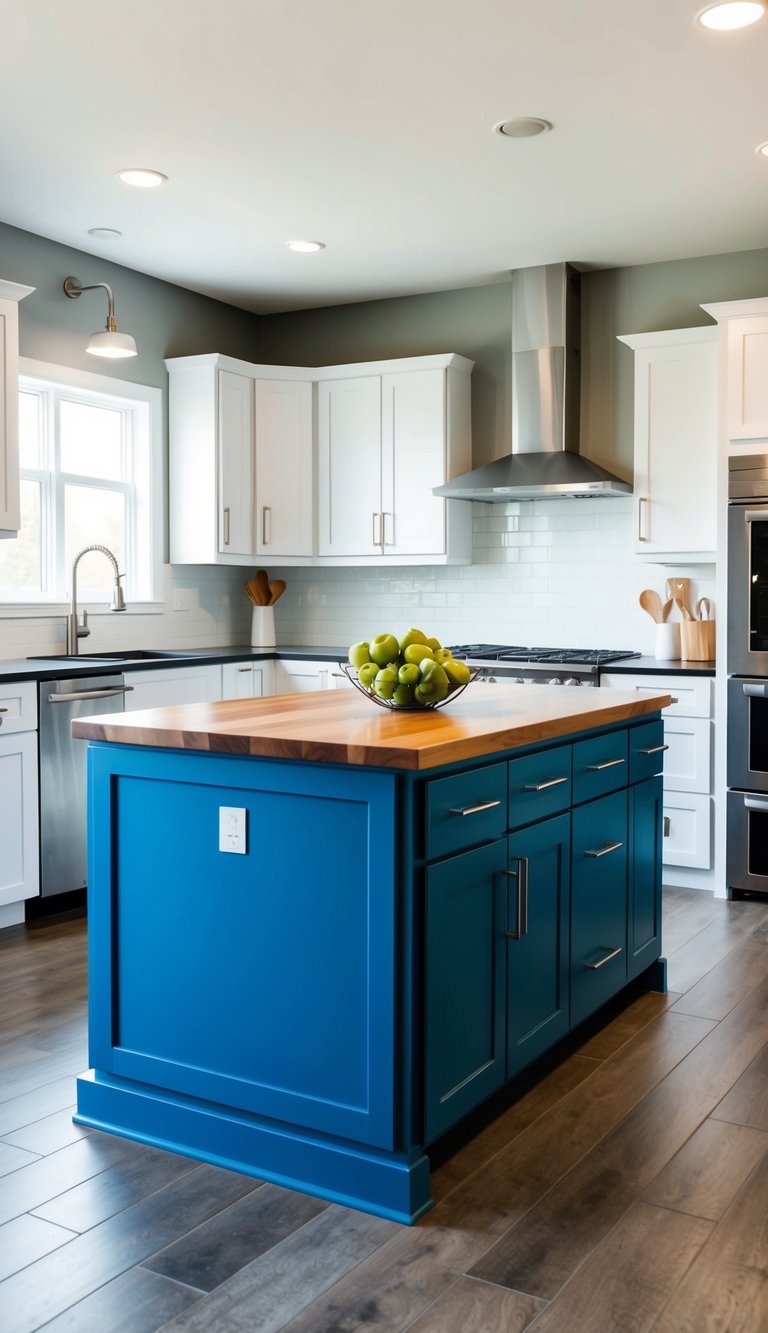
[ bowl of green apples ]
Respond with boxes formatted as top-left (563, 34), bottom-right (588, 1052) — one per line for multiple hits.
top-left (341, 628), bottom-right (475, 710)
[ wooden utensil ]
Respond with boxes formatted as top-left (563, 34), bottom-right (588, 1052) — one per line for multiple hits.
top-left (674, 597), bottom-right (694, 621)
top-left (695, 597), bottom-right (712, 620)
top-left (661, 598), bottom-right (674, 622)
top-left (666, 578), bottom-right (692, 618)
top-left (639, 589), bottom-right (663, 623)
top-left (268, 579), bottom-right (286, 606)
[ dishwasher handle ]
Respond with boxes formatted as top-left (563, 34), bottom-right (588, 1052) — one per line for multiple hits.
top-left (48, 685), bottom-right (134, 703)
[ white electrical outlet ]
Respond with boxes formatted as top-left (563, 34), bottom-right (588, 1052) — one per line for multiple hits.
top-left (219, 806), bottom-right (247, 854)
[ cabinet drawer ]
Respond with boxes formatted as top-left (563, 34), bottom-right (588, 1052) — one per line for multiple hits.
top-left (629, 720), bottom-right (667, 784)
top-left (426, 763), bottom-right (507, 861)
top-left (507, 745), bottom-right (572, 830)
top-left (663, 793), bottom-right (711, 869)
top-left (0, 681), bottom-right (37, 734)
top-left (572, 730), bottom-right (628, 805)
top-left (571, 790), bottom-right (628, 1025)
top-left (662, 717), bottom-right (711, 794)
top-left (601, 673), bottom-right (711, 718)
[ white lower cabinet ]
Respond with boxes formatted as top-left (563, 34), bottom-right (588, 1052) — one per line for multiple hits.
top-left (0, 681), bottom-right (39, 918)
top-left (271, 659), bottom-right (352, 694)
top-left (221, 660), bottom-right (273, 699)
top-left (602, 672), bottom-right (714, 882)
top-left (123, 664), bottom-right (223, 710)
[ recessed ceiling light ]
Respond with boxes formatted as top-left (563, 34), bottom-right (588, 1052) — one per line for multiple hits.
top-left (87, 227), bottom-right (122, 240)
top-left (493, 117), bottom-right (553, 139)
top-left (757, 141), bottom-right (768, 155)
top-left (117, 168), bottom-right (168, 188)
top-left (696, 3), bottom-right (765, 30)
top-left (286, 240), bottom-right (326, 253)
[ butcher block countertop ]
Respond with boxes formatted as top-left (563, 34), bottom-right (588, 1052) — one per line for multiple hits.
top-left (72, 682), bottom-right (672, 772)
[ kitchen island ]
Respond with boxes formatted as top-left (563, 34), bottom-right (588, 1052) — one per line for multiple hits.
top-left (73, 683), bottom-right (671, 1223)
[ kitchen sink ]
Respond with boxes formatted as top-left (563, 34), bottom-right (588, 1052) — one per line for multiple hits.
top-left (28, 649), bottom-right (210, 663)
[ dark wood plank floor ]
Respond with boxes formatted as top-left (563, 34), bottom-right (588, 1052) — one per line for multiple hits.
top-left (1, 887), bottom-right (767, 1332)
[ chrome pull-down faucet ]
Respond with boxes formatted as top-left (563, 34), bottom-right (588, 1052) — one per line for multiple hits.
top-left (67, 544), bottom-right (126, 654)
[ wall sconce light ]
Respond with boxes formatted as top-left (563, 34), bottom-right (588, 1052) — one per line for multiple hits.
top-left (63, 276), bottom-right (138, 359)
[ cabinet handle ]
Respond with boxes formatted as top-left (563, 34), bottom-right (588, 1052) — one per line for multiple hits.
top-left (586, 758), bottom-right (625, 772)
top-left (223, 506), bottom-right (231, 546)
top-left (49, 686), bottom-right (134, 703)
top-left (0, 706), bottom-right (7, 713)
top-left (502, 858), bottom-right (528, 939)
top-left (236, 666), bottom-right (251, 673)
top-left (637, 744), bottom-right (669, 756)
top-left (743, 682), bottom-right (768, 699)
top-left (372, 512), bottom-right (383, 547)
top-left (585, 945), bottom-right (623, 971)
top-left (663, 816), bottom-right (671, 837)
top-left (637, 496), bottom-right (648, 542)
top-left (448, 799), bottom-right (502, 817)
top-left (584, 840), bottom-right (624, 859)
top-left (523, 775), bottom-right (568, 792)
top-left (262, 505), bottom-right (271, 545)
top-left (382, 511), bottom-right (393, 545)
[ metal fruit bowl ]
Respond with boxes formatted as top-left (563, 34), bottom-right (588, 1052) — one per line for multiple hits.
top-left (338, 661), bottom-right (477, 711)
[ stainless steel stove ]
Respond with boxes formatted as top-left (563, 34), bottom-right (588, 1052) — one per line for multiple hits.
top-left (447, 644), bottom-right (642, 687)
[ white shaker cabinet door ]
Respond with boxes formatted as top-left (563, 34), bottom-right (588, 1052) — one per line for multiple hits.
top-left (221, 661), bottom-right (273, 699)
top-left (255, 379), bottom-right (313, 558)
top-left (0, 283), bottom-right (34, 535)
top-left (726, 315), bottom-right (768, 441)
top-left (317, 377), bottom-right (382, 556)
top-left (123, 665), bottom-right (223, 710)
top-left (218, 370), bottom-right (255, 559)
top-left (0, 730), bottom-right (39, 906)
top-left (381, 369), bottom-right (446, 557)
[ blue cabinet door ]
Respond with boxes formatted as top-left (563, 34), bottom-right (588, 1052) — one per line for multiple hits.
top-left (628, 777), bottom-right (663, 981)
top-left (571, 789), bottom-right (628, 1026)
top-left (506, 813), bottom-right (571, 1077)
top-left (424, 839), bottom-right (507, 1143)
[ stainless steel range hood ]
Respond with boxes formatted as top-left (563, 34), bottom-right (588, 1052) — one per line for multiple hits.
top-left (434, 263), bottom-right (632, 502)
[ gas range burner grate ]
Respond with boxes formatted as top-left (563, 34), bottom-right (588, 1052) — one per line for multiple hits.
top-left (448, 644), bottom-right (642, 666)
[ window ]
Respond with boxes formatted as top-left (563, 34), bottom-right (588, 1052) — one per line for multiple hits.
top-left (0, 360), bottom-right (162, 606)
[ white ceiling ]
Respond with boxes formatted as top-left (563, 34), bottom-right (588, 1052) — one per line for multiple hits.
top-left (1, 0), bottom-right (766, 314)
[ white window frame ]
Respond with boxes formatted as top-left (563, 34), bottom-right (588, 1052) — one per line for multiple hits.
top-left (0, 359), bottom-right (164, 616)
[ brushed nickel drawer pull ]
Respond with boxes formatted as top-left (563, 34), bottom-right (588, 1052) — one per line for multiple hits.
top-left (585, 840), bottom-right (624, 859)
top-left (236, 666), bottom-right (251, 673)
top-left (523, 776), bottom-right (568, 792)
top-left (262, 505), bottom-right (271, 545)
top-left (586, 757), bottom-right (625, 771)
top-left (223, 506), bottom-right (231, 545)
top-left (585, 946), bottom-right (623, 971)
top-left (637, 744), bottom-right (669, 756)
top-left (449, 799), bottom-right (502, 817)
top-left (0, 706), bottom-right (7, 712)
top-left (637, 496), bottom-right (648, 542)
top-left (502, 858), bottom-right (528, 939)
top-left (663, 816), bottom-right (671, 837)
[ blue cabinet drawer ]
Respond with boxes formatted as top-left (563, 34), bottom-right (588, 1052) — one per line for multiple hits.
top-left (573, 730), bottom-right (629, 804)
top-left (571, 789), bottom-right (628, 1025)
top-left (508, 745), bottom-right (572, 831)
top-left (426, 763), bottom-right (507, 860)
top-left (629, 720), bottom-right (667, 784)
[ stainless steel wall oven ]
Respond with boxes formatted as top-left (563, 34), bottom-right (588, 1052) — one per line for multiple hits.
top-left (727, 454), bottom-right (768, 897)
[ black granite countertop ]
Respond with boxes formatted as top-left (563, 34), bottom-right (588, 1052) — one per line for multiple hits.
top-left (601, 656), bottom-right (716, 677)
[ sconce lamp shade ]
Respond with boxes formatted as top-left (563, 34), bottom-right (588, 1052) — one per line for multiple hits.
top-left (86, 329), bottom-right (138, 358)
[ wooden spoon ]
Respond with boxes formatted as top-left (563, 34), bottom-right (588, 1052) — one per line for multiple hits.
top-left (639, 589), bottom-right (663, 623)
top-left (268, 579), bottom-right (286, 605)
top-left (255, 569), bottom-right (270, 605)
top-left (661, 598), bottom-right (674, 622)
top-left (674, 597), bottom-right (694, 621)
top-left (666, 577), bottom-right (692, 617)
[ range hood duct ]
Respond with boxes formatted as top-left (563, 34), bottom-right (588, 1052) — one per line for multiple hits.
top-left (434, 262), bottom-right (632, 502)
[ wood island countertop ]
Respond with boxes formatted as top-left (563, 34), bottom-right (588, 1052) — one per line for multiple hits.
top-left (71, 683), bottom-right (673, 771)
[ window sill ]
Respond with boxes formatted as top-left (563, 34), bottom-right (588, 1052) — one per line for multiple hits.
top-left (0, 601), bottom-right (165, 619)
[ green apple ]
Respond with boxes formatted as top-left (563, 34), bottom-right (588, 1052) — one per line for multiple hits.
top-left (348, 641), bottom-right (371, 668)
top-left (414, 682), bottom-right (436, 705)
top-left (398, 662), bottom-right (421, 687)
top-left (369, 633), bottom-right (399, 668)
top-left (358, 661), bottom-right (379, 689)
top-left (398, 627), bottom-right (429, 652)
top-left (426, 636), bottom-right (442, 652)
top-left (434, 647), bottom-right (453, 664)
top-left (404, 642), bottom-right (432, 666)
top-left (373, 665), bottom-right (399, 699)
top-left (444, 658), bottom-right (471, 688)
top-left (419, 659), bottom-right (449, 701)
top-left (393, 683), bottom-right (413, 706)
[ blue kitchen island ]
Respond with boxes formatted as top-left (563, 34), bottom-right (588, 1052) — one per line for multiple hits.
top-left (72, 682), bottom-right (670, 1223)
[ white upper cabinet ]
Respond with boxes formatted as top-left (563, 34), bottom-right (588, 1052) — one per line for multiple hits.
top-left (218, 370), bottom-right (255, 559)
top-left (381, 369), bottom-right (448, 557)
top-left (255, 379), bottom-right (313, 558)
top-left (317, 376), bottom-right (382, 556)
top-left (618, 327), bottom-right (718, 562)
top-left (0, 279), bottom-right (34, 537)
top-left (725, 315), bottom-right (768, 442)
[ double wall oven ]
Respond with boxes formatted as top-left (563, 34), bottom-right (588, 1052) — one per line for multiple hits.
top-left (727, 454), bottom-right (768, 897)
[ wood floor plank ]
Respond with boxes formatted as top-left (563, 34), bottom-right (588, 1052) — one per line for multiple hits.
top-left (141, 1183), bottom-right (326, 1293)
top-left (0, 1163), bottom-right (261, 1333)
top-left (573, 989), bottom-right (675, 1062)
top-left (660, 891), bottom-right (720, 954)
top-left (0, 1133), bottom-right (142, 1228)
top-left (670, 939), bottom-right (768, 1021)
top-left (711, 1043), bottom-right (768, 1131)
top-left (665, 910), bottom-right (759, 995)
top-left (652, 1151), bottom-right (768, 1333)
top-left (0, 1141), bottom-right (39, 1178)
top-left (525, 1201), bottom-right (714, 1333)
top-left (0, 1048), bottom-right (88, 1106)
top-left (467, 973), bottom-right (768, 1299)
top-left (0, 1078), bottom-right (79, 1138)
top-left (0, 1213), bottom-right (76, 1282)
top-left (405, 1275), bottom-right (545, 1332)
top-left (32, 1144), bottom-right (201, 1233)
top-left (155, 1205), bottom-right (399, 1333)
top-left (642, 1118), bottom-right (768, 1220)
top-left (1, 1107), bottom-right (93, 1156)
top-left (16, 1265), bottom-right (202, 1333)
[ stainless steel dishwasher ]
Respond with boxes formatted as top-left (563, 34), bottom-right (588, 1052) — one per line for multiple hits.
top-left (38, 674), bottom-right (133, 897)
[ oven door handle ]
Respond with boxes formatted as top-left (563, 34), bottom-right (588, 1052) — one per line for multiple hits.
top-left (744, 509), bottom-right (768, 523)
top-left (48, 686), bottom-right (134, 703)
top-left (742, 682), bottom-right (768, 699)
top-left (744, 794), bottom-right (768, 811)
